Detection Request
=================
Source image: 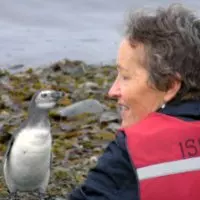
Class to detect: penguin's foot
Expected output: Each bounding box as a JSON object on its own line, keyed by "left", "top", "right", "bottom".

{"left": 38, "top": 191, "right": 46, "bottom": 200}
{"left": 8, "top": 192, "right": 19, "bottom": 200}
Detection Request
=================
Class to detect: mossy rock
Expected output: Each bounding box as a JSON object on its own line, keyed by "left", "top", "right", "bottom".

{"left": 71, "top": 113, "right": 94, "bottom": 121}
{"left": 95, "top": 77, "right": 105, "bottom": 86}
{"left": 9, "top": 88, "right": 34, "bottom": 101}
{"left": 51, "top": 85, "right": 70, "bottom": 94}
{"left": 64, "top": 139, "right": 74, "bottom": 149}
{"left": 81, "top": 141, "right": 94, "bottom": 149}
{"left": 52, "top": 138, "right": 75, "bottom": 158}
{"left": 58, "top": 97, "right": 72, "bottom": 106}
{"left": 0, "top": 69, "right": 9, "bottom": 77}
{"left": 91, "top": 132, "right": 115, "bottom": 141}
{"left": 105, "top": 100, "right": 117, "bottom": 109}
{"left": 52, "top": 146, "right": 66, "bottom": 159}
{"left": 72, "top": 172, "right": 85, "bottom": 184}
{"left": 32, "top": 81, "right": 44, "bottom": 90}
{"left": 1, "top": 124, "right": 15, "bottom": 134}
{"left": 75, "top": 78, "right": 87, "bottom": 86}
{"left": 25, "top": 68, "right": 33, "bottom": 74}
{"left": 53, "top": 167, "right": 70, "bottom": 179}
{"left": 64, "top": 131, "right": 81, "bottom": 139}
{"left": 49, "top": 110, "right": 60, "bottom": 118}
{"left": 0, "top": 144, "right": 7, "bottom": 153}
{"left": 9, "top": 75, "right": 22, "bottom": 85}
{"left": 50, "top": 75, "right": 75, "bottom": 86}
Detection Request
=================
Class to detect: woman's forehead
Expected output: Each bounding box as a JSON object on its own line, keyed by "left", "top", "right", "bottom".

{"left": 117, "top": 39, "right": 146, "bottom": 69}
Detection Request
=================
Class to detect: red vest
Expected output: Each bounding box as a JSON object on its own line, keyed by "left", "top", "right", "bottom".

{"left": 122, "top": 112, "right": 200, "bottom": 200}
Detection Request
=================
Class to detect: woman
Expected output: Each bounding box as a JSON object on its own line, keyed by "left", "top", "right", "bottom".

{"left": 69, "top": 4, "right": 200, "bottom": 200}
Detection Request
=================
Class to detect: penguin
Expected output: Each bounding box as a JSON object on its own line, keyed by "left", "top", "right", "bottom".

{"left": 3, "top": 89, "right": 64, "bottom": 200}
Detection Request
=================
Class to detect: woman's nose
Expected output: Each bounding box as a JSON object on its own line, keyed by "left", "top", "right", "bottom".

{"left": 108, "top": 79, "right": 121, "bottom": 99}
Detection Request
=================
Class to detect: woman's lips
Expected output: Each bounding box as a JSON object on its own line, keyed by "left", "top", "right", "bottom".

{"left": 118, "top": 104, "right": 129, "bottom": 119}
{"left": 118, "top": 103, "right": 129, "bottom": 111}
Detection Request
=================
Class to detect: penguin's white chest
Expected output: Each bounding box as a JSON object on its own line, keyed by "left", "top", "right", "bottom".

{"left": 9, "top": 127, "right": 52, "bottom": 183}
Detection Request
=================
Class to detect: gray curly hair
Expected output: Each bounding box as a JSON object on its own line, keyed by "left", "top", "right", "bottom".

{"left": 125, "top": 4, "right": 200, "bottom": 102}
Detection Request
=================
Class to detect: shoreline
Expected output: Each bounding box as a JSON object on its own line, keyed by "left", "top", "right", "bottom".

{"left": 0, "top": 57, "right": 116, "bottom": 75}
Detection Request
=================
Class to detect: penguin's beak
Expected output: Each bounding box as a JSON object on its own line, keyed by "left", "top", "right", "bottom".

{"left": 51, "top": 91, "right": 65, "bottom": 101}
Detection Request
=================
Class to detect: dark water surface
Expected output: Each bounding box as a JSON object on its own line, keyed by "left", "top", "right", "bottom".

{"left": 0, "top": 0, "right": 200, "bottom": 72}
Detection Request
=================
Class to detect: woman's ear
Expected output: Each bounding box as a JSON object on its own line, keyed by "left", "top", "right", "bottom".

{"left": 164, "top": 77, "right": 182, "bottom": 103}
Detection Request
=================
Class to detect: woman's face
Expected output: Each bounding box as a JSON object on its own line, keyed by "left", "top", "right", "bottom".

{"left": 108, "top": 39, "right": 166, "bottom": 127}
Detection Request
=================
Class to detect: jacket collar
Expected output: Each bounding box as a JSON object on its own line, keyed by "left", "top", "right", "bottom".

{"left": 157, "top": 100, "right": 200, "bottom": 121}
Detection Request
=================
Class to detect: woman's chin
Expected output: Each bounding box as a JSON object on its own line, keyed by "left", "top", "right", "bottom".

{"left": 121, "top": 119, "right": 135, "bottom": 128}
{"left": 120, "top": 114, "right": 141, "bottom": 128}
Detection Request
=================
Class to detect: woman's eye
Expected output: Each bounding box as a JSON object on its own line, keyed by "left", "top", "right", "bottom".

{"left": 121, "top": 75, "right": 130, "bottom": 80}
{"left": 117, "top": 71, "right": 130, "bottom": 80}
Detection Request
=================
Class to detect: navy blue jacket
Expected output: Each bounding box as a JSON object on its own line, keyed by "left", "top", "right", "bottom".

{"left": 68, "top": 100, "right": 200, "bottom": 200}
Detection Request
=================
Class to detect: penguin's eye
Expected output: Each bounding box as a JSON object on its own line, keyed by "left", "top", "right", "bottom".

{"left": 41, "top": 93, "right": 48, "bottom": 98}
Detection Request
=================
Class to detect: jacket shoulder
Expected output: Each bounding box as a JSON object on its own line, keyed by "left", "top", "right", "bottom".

{"left": 122, "top": 112, "right": 197, "bottom": 135}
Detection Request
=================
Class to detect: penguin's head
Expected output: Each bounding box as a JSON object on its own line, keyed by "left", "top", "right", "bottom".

{"left": 33, "top": 90, "right": 65, "bottom": 110}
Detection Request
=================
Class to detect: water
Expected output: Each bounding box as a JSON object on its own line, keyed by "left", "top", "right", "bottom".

{"left": 0, "top": 0, "right": 200, "bottom": 72}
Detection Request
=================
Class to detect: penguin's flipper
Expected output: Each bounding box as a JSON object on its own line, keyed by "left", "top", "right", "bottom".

{"left": 3, "top": 120, "right": 27, "bottom": 163}
{"left": 3, "top": 133, "right": 16, "bottom": 163}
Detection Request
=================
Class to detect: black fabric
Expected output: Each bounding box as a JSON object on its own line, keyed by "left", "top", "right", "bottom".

{"left": 68, "top": 100, "right": 200, "bottom": 200}
{"left": 158, "top": 100, "right": 200, "bottom": 121}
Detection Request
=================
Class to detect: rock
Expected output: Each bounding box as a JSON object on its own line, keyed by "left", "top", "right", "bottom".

{"left": 54, "top": 198, "right": 66, "bottom": 200}
{"left": 106, "top": 122, "right": 120, "bottom": 133}
{"left": 51, "top": 59, "right": 87, "bottom": 78}
{"left": 80, "top": 81, "right": 99, "bottom": 90}
{"left": 58, "top": 99, "right": 107, "bottom": 118}
{"left": 95, "top": 72, "right": 105, "bottom": 79}
{"left": 7, "top": 113, "right": 24, "bottom": 126}
{"left": 89, "top": 156, "right": 98, "bottom": 164}
{"left": 71, "top": 81, "right": 102, "bottom": 101}
{"left": 0, "top": 69, "right": 9, "bottom": 77}
{"left": 59, "top": 123, "right": 76, "bottom": 132}
{"left": 0, "top": 77, "right": 13, "bottom": 90}
{"left": 99, "top": 111, "right": 120, "bottom": 124}
{"left": 64, "top": 140, "right": 76, "bottom": 149}
{"left": 51, "top": 60, "right": 66, "bottom": 72}
{"left": 0, "top": 110, "right": 10, "bottom": 120}
{"left": 81, "top": 135, "right": 90, "bottom": 142}
{"left": 9, "top": 64, "right": 24, "bottom": 70}
{"left": 33, "top": 67, "right": 44, "bottom": 76}
{"left": 93, "top": 147, "right": 102, "bottom": 153}
{"left": 64, "top": 65, "right": 86, "bottom": 77}
{"left": 64, "top": 82, "right": 76, "bottom": 94}
{"left": 91, "top": 132, "right": 115, "bottom": 141}
{"left": 0, "top": 123, "right": 3, "bottom": 132}
{"left": 81, "top": 140, "right": 94, "bottom": 149}
{"left": 68, "top": 152, "right": 81, "bottom": 161}
{"left": 1, "top": 94, "right": 19, "bottom": 111}
{"left": 54, "top": 166, "right": 69, "bottom": 175}
{"left": 70, "top": 89, "right": 90, "bottom": 101}
{"left": 63, "top": 131, "right": 80, "bottom": 139}
{"left": 1, "top": 94, "right": 13, "bottom": 108}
